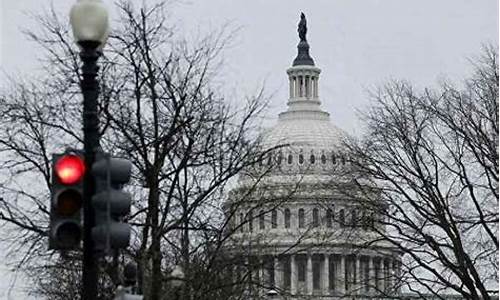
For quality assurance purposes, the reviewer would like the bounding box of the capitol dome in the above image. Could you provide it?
[225,13,402,300]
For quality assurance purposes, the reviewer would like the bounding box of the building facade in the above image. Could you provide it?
[225,14,402,300]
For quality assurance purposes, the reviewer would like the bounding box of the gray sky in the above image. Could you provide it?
[0,0,498,298]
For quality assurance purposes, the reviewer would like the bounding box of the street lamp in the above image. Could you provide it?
[69,0,109,299]
[266,289,278,298]
[170,265,185,288]
[170,265,185,299]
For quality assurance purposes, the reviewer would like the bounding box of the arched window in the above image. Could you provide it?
[339,209,345,227]
[312,208,319,227]
[321,154,326,164]
[362,211,368,230]
[310,154,315,164]
[248,210,253,232]
[267,153,273,165]
[277,152,283,165]
[351,209,357,227]
[332,153,336,164]
[298,208,305,228]
[271,210,278,228]
[259,210,265,230]
[326,208,333,228]
[284,208,291,228]
[288,154,293,164]
[299,154,304,164]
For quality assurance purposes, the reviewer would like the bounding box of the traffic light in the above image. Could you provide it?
[91,152,132,253]
[49,151,86,250]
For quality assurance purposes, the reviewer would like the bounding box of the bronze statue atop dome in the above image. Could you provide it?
[298,12,307,41]
[293,12,314,66]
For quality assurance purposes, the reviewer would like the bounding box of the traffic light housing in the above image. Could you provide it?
[49,151,86,250]
[91,152,132,253]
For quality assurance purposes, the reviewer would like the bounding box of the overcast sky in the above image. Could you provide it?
[0,0,498,298]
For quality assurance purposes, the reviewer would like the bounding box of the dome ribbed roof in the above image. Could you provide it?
[262,117,347,150]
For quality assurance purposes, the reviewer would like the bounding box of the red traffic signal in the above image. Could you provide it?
[49,152,85,250]
[55,154,86,185]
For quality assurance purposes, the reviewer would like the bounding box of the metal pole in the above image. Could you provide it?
[79,40,102,300]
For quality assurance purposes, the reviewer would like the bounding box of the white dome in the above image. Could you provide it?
[263,116,347,150]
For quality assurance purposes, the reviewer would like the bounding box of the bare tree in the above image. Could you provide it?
[0,1,272,299]
[342,46,498,299]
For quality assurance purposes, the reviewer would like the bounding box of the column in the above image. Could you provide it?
[368,256,374,294]
[339,255,345,295]
[306,254,313,295]
[274,257,280,290]
[355,256,361,295]
[289,77,293,98]
[291,255,297,294]
[323,254,330,294]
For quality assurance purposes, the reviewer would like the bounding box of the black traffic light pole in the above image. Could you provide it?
[79,40,101,300]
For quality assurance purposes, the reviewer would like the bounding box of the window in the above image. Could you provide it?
[339,209,345,227]
[271,210,277,228]
[313,258,321,290]
[277,152,283,165]
[299,154,304,164]
[299,76,304,97]
[332,153,336,164]
[364,259,370,292]
[329,256,336,291]
[284,208,291,228]
[369,213,375,229]
[267,153,273,165]
[326,208,333,228]
[321,154,326,164]
[310,154,315,164]
[298,257,306,282]
[312,208,319,227]
[298,208,305,228]
[259,210,265,230]
[248,210,253,232]
[305,76,310,97]
[288,154,293,164]
[346,257,355,291]
[267,258,275,287]
[283,256,291,289]
[374,260,380,290]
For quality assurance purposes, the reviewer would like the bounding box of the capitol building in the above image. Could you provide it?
[225,14,402,300]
